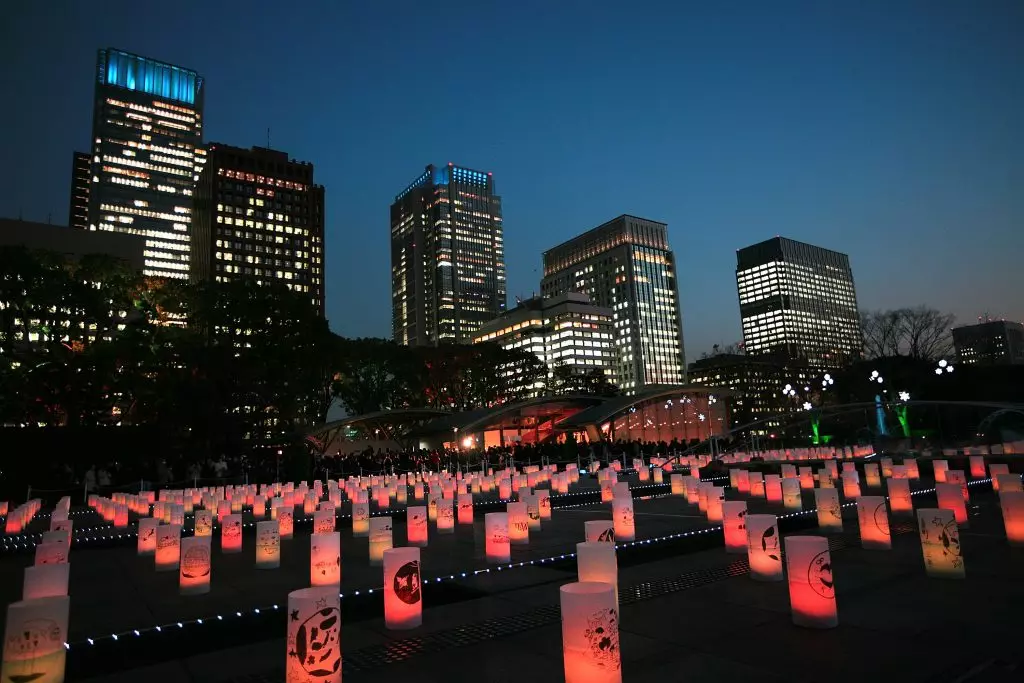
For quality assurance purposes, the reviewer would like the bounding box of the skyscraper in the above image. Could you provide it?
[541,215,686,392]
[391,163,505,345]
[736,237,862,368]
[86,48,205,278]
[68,152,91,231]
[952,320,1024,366]
[191,144,325,315]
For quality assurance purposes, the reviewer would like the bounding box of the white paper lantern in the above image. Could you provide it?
[1,596,70,683]
[286,587,341,683]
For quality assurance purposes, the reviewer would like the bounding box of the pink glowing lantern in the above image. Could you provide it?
[256,520,281,569]
[782,478,802,512]
[856,496,891,549]
[221,514,243,554]
[457,494,474,525]
[764,474,783,503]
[436,499,455,534]
[932,459,949,483]
[383,547,422,630]
[310,532,341,586]
[722,501,748,553]
[989,464,1009,490]
[887,477,913,516]
[945,470,969,502]
[936,482,968,526]
[559,582,621,683]
[998,490,1024,546]
[707,487,725,523]
[611,495,635,542]
[995,473,1022,494]
[179,536,212,595]
[785,536,837,628]
[746,514,783,581]
[155,524,182,571]
[485,512,510,563]
[138,518,158,555]
[968,455,986,479]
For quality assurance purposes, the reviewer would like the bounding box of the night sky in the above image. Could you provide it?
[2,1,1022,357]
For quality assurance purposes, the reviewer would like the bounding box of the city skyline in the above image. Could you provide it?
[2,2,1023,357]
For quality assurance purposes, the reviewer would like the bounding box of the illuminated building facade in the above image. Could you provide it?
[472,292,615,395]
[952,320,1024,366]
[736,237,862,369]
[68,152,91,231]
[687,353,788,435]
[391,163,505,345]
[191,144,325,314]
[541,215,685,393]
[85,48,205,279]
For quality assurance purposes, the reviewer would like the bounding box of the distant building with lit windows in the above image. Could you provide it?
[687,353,788,435]
[952,320,1024,366]
[191,144,325,315]
[391,163,505,345]
[68,152,91,231]
[736,237,862,369]
[83,48,205,279]
[472,292,616,395]
[541,215,686,393]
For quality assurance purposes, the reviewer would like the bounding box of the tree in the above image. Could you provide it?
[860,307,954,361]
[332,338,418,415]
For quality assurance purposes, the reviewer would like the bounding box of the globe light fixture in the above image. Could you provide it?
[803,402,813,411]
[898,391,910,402]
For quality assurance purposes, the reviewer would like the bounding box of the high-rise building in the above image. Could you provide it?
[86,48,205,279]
[736,237,862,369]
[391,163,505,345]
[472,292,616,395]
[541,215,685,393]
[952,320,1024,366]
[191,144,325,315]
[68,152,91,231]
[687,353,788,435]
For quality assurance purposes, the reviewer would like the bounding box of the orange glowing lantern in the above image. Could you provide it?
[525,494,542,531]
[746,514,783,581]
[917,508,964,578]
[880,457,893,478]
[886,477,913,515]
[707,487,725,523]
[221,514,243,554]
[310,532,341,586]
[577,541,618,605]
[278,508,295,540]
[538,490,552,521]
[841,473,860,499]
[799,467,814,490]
[856,496,891,549]
[723,501,748,553]
[179,536,212,595]
[585,520,615,543]
[749,472,765,498]
[507,502,529,545]
[22,563,70,600]
[256,520,281,569]
[138,518,159,555]
[485,512,510,563]
[499,479,512,499]
[945,470,968,502]
[1,596,69,683]
[670,474,685,496]
[998,490,1024,546]
[891,465,908,479]
[286,587,341,683]
[864,464,880,488]
[369,516,393,566]
[559,582,621,683]
[155,524,182,571]
[457,494,474,525]
[782,478,802,512]
[935,483,968,526]
[968,455,986,478]
[406,506,428,547]
[611,495,635,542]
[765,475,783,503]
[989,464,1009,489]
[194,510,213,538]
[313,510,334,535]
[352,501,370,537]
[904,458,920,480]
[114,505,128,528]
[932,459,949,483]
[427,492,439,522]
[252,495,265,519]
[995,473,1022,493]
[697,482,710,513]
[217,500,231,522]
[737,469,750,494]
[653,467,664,484]
[383,547,422,630]
[785,536,837,628]
[436,499,455,534]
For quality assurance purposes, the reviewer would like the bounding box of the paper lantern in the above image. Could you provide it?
[968,455,986,478]
[310,532,341,586]
[891,465,908,479]
[764,474,783,503]
[559,582,621,683]
[1,595,70,683]
[457,494,474,525]
[749,472,765,497]
[746,514,783,581]
[585,520,615,543]
[179,536,212,595]
[841,473,860,499]
[194,510,213,537]
[405,506,428,547]
[538,490,552,521]
[369,517,393,566]
[217,500,231,522]
[485,512,511,563]
[256,520,281,569]
[286,587,341,683]
[611,495,635,542]
[33,543,66,568]
[932,459,948,483]
[135,517,157,556]
[864,464,881,488]
[499,479,512,500]
[278,508,295,540]
[917,508,964,578]
[904,458,920,479]
[155,524,182,571]
[221,514,242,554]
[685,477,700,505]
[577,541,618,606]
[886,477,913,516]
[785,536,837,629]
[507,502,529,545]
[799,467,814,490]
[707,487,725,523]
[114,505,128,528]
[383,547,422,630]
[525,494,542,531]
[723,501,748,553]
[782,478,802,511]
[697,482,709,513]
[737,469,750,494]
[347,500,368,537]
[880,457,893,478]
[989,464,1009,489]
[995,473,1022,494]
[170,504,184,527]
[23,563,70,600]
[436,499,455,534]
[935,482,968,526]
[998,490,1024,546]
[653,467,664,484]
[670,474,685,496]
[309,509,332,535]
[945,470,969,502]
[856,496,891,549]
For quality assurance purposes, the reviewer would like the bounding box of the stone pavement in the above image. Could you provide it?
[76,485,1024,683]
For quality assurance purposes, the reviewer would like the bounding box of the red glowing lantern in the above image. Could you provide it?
[785,536,837,628]
[856,496,891,549]
[746,514,783,581]
[383,547,422,630]
[485,512,510,563]
[722,501,747,553]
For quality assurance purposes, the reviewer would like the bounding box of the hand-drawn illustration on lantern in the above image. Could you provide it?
[814,488,843,533]
[436,499,455,534]
[507,502,530,545]
[256,520,281,569]
[313,509,335,535]
[369,517,393,566]
[785,536,837,628]
[138,517,159,555]
[221,514,242,554]
[585,520,615,543]
[1,595,70,683]
[194,510,213,538]
[611,495,635,542]
[352,502,370,537]
[935,482,968,526]
[856,496,891,549]
[310,532,341,587]
[723,500,748,553]
[286,587,341,683]
[485,512,511,563]
[457,494,474,525]
[383,547,422,630]
[179,536,212,595]
[559,582,621,683]
[746,514,783,581]
[917,508,964,578]
[155,524,182,571]
[887,477,913,515]
[278,508,295,540]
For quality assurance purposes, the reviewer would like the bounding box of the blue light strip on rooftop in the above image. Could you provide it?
[100,50,201,105]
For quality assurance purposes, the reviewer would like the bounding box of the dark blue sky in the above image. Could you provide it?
[3,1,1022,357]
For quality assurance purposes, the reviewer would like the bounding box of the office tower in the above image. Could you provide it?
[472,292,615,395]
[87,48,205,278]
[191,144,325,314]
[687,353,787,435]
[68,152,91,231]
[391,163,505,345]
[736,237,862,369]
[952,320,1024,366]
[541,215,685,392]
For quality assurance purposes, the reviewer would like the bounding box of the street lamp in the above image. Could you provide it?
[870,370,884,384]
[935,359,954,375]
